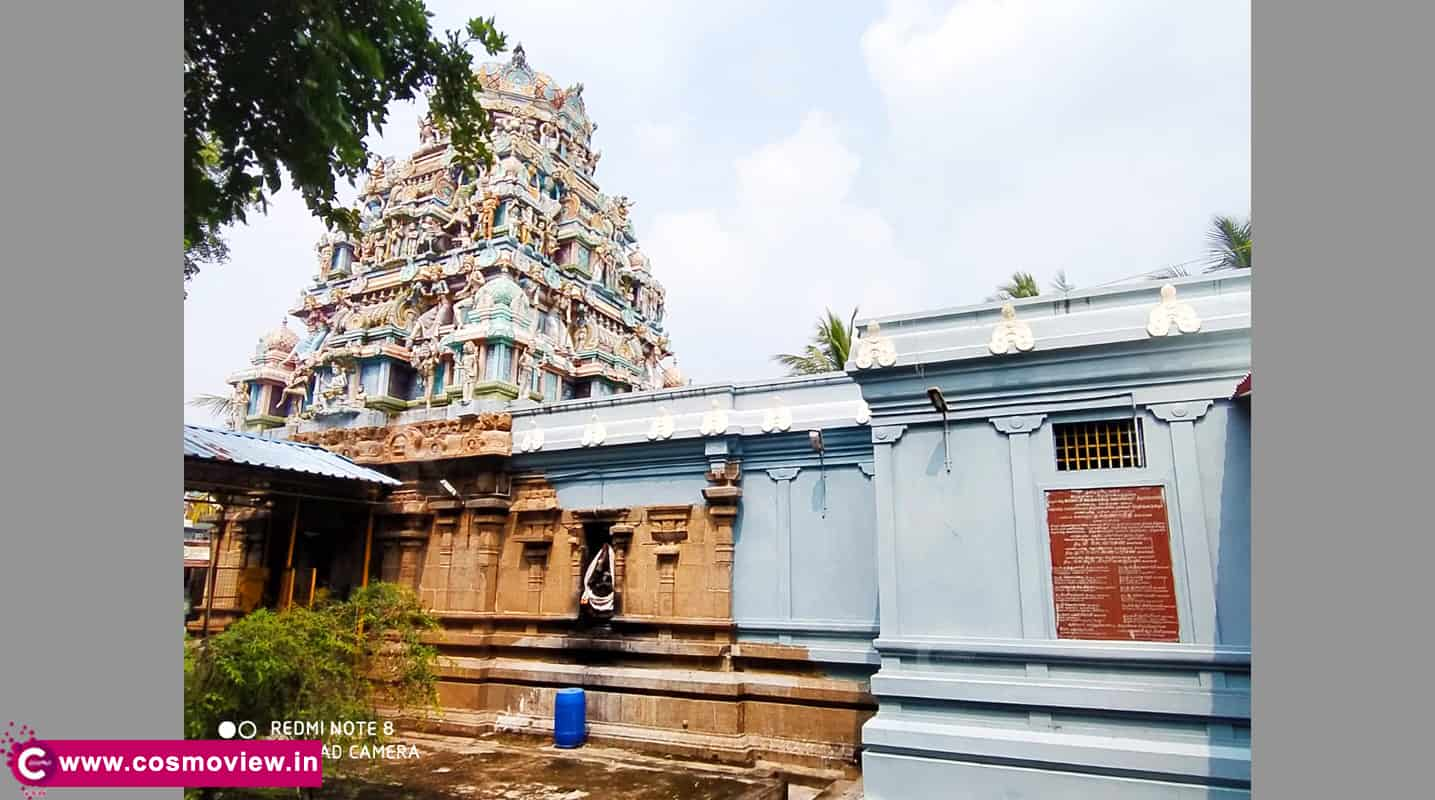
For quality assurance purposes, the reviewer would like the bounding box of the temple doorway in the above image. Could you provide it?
[580,521,618,626]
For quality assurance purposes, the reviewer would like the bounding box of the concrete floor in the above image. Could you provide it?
[315,731,795,800]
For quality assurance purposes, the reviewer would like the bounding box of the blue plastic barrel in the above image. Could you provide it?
[554,688,586,748]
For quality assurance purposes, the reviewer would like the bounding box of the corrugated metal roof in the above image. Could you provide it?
[1232,371,1252,399]
[184,425,400,486]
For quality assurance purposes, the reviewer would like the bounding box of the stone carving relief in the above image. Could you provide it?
[646,407,675,441]
[854,321,898,369]
[699,399,729,437]
[761,396,793,433]
[291,413,512,464]
[1146,284,1203,337]
[988,303,1035,355]
[580,413,606,447]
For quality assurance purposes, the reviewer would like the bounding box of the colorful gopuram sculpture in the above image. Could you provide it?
[227,45,682,429]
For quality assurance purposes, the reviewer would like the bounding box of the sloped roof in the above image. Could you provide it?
[183,425,399,486]
[1233,372,1252,399]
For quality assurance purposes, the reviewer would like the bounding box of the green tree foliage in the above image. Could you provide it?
[184,1,507,288]
[1205,214,1252,271]
[188,392,245,428]
[774,307,859,376]
[184,583,439,749]
[988,271,1042,301]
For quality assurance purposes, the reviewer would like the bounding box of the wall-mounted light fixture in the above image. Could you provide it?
[439,479,459,498]
[927,386,952,473]
[809,429,828,518]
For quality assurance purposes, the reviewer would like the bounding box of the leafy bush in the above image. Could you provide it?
[184,583,439,749]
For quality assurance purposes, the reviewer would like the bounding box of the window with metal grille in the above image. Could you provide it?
[1053,418,1145,471]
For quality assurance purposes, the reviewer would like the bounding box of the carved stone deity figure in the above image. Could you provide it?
[383,224,402,261]
[561,190,581,219]
[282,359,314,418]
[453,264,487,323]
[541,217,561,259]
[410,344,438,409]
[420,216,446,255]
[418,114,439,144]
[479,196,498,240]
[229,382,249,430]
[406,279,454,347]
[363,158,386,194]
[320,364,350,409]
[580,543,616,623]
[359,231,378,262]
[329,288,356,333]
[459,341,480,404]
[515,205,533,246]
[516,348,536,394]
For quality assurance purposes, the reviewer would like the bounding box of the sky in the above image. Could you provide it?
[183,0,1251,426]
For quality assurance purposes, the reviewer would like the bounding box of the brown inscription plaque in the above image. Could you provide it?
[1046,486,1180,642]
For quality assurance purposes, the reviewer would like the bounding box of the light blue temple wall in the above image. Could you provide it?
[850,276,1252,799]
[861,403,1251,799]
[887,423,1022,639]
[732,445,879,668]
[1195,402,1252,648]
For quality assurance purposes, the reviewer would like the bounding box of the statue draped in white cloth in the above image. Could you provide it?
[580,543,616,621]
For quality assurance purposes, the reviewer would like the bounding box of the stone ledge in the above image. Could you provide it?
[862,715,1250,785]
[870,672,1249,719]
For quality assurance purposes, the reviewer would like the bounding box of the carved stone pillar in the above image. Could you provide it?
[421,508,460,610]
[511,482,559,614]
[467,498,510,613]
[609,522,636,596]
[703,460,743,619]
[377,513,429,592]
[566,520,586,607]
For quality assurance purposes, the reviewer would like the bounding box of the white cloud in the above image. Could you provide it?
[184,2,1249,408]
[646,112,922,383]
[858,0,1251,300]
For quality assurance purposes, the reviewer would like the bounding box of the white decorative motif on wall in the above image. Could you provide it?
[855,401,872,425]
[854,321,898,369]
[580,413,606,447]
[646,406,675,441]
[1146,284,1203,337]
[515,424,545,453]
[699,399,729,437]
[761,395,793,433]
[988,303,1035,355]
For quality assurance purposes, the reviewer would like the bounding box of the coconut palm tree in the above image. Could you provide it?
[773,307,859,376]
[189,392,245,430]
[988,271,1041,302]
[1205,215,1251,272]
[1049,270,1076,294]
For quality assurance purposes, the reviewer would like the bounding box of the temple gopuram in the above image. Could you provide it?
[196,46,1253,800]
[228,44,680,432]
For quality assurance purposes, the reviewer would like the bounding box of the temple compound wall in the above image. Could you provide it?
[221,272,1249,793]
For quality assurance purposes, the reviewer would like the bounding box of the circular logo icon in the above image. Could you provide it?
[12,741,57,786]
